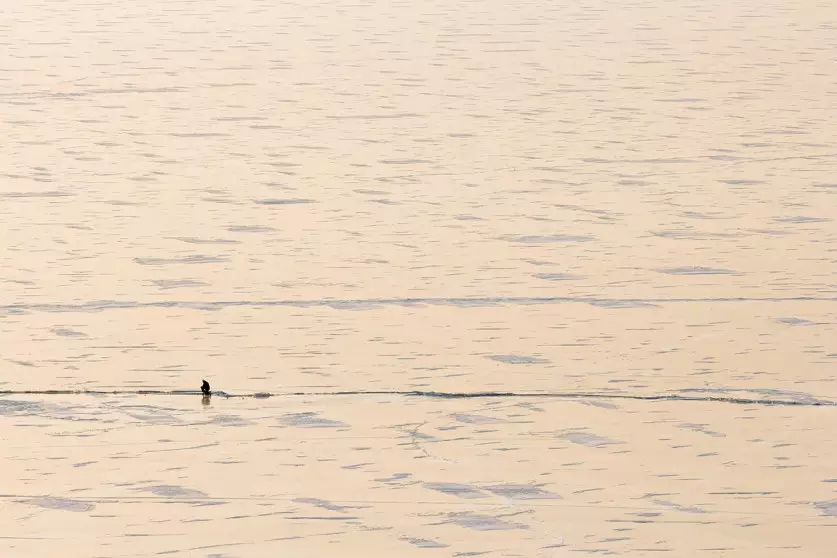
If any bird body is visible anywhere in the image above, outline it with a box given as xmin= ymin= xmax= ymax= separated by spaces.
xmin=201 ymin=380 xmax=211 ymax=395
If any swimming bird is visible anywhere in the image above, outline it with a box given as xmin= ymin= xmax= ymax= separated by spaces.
xmin=201 ymin=380 xmax=211 ymax=395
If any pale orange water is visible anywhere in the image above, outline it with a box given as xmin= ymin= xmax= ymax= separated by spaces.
xmin=1 ymin=0 xmax=835 ymax=556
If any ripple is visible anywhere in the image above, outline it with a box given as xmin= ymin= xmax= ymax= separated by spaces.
xmin=505 ymin=234 xmax=595 ymax=244
xmin=253 ymin=198 xmax=315 ymax=205
xmin=656 ymin=266 xmax=738 ymax=276
xmin=133 ymin=255 xmax=228 ymax=265
xmin=486 ymin=354 xmax=550 ymax=364
xmin=25 ymin=497 xmax=94 ymax=512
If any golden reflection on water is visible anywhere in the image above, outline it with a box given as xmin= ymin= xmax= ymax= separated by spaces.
xmin=0 ymin=0 xmax=835 ymax=555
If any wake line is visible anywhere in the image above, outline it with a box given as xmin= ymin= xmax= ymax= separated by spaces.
xmin=1 ymin=295 xmax=836 ymax=314
xmin=0 ymin=389 xmax=834 ymax=407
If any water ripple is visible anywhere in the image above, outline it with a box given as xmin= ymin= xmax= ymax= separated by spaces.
xmin=0 ymin=295 xmax=835 ymax=315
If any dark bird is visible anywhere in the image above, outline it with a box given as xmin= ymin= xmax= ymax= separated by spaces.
xmin=201 ymin=380 xmax=211 ymax=395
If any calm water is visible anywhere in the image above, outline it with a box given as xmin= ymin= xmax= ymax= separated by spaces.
xmin=1 ymin=0 xmax=835 ymax=556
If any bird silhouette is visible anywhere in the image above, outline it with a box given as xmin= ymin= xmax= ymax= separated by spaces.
xmin=201 ymin=380 xmax=211 ymax=395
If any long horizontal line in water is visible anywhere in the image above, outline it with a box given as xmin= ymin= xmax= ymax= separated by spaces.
xmin=0 ymin=389 xmax=833 ymax=407
xmin=1 ymin=295 xmax=836 ymax=314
